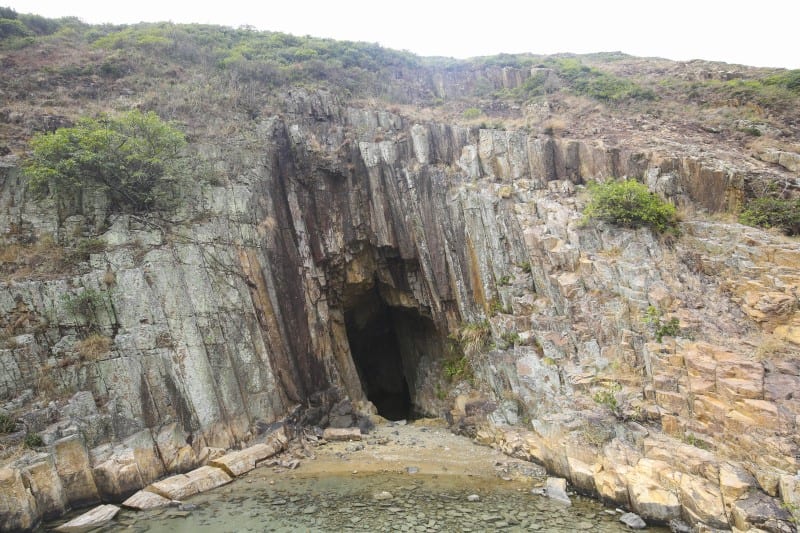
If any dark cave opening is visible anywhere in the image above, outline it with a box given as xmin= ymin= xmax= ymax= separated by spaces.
xmin=344 ymin=287 xmax=441 ymax=421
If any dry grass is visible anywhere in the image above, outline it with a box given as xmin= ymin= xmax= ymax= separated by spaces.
xmin=75 ymin=333 xmax=112 ymax=361
xmin=746 ymin=136 xmax=800 ymax=154
xmin=454 ymin=320 xmax=492 ymax=356
xmin=753 ymin=335 xmax=791 ymax=360
xmin=541 ymin=117 xmax=567 ymax=136
xmin=0 ymin=234 xmax=65 ymax=280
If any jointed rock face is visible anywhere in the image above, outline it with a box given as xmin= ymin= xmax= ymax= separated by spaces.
xmin=1 ymin=26 xmax=799 ymax=532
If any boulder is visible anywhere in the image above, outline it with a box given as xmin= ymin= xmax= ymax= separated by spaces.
xmin=566 ymin=456 xmax=596 ymax=494
xmin=731 ymin=491 xmax=795 ymax=533
xmin=146 ymin=465 xmax=232 ymax=500
xmin=626 ymin=471 xmax=681 ymax=521
xmin=544 ymin=476 xmax=571 ymax=505
xmin=209 ymin=440 xmax=284 ymax=477
xmin=122 ymin=489 xmax=173 ymax=510
xmin=323 ymin=427 xmax=362 ymax=441
xmin=0 ymin=467 xmax=38 ymax=532
xmin=153 ymin=423 xmax=197 ymax=473
xmin=619 ymin=512 xmax=646 ymax=529
xmin=719 ymin=462 xmax=755 ymax=508
xmin=53 ymin=435 xmax=100 ymax=508
xmin=678 ymin=473 xmax=727 ymax=528
xmin=20 ymin=453 xmax=66 ymax=521
xmin=91 ymin=446 xmax=144 ymax=500
xmin=594 ymin=467 xmax=629 ymax=504
xmin=55 ymin=504 xmax=119 ymax=533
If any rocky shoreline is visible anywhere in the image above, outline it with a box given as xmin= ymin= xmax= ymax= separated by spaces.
xmin=47 ymin=419 xmax=672 ymax=532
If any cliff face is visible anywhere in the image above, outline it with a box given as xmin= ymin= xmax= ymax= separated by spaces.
xmin=1 ymin=88 xmax=799 ymax=531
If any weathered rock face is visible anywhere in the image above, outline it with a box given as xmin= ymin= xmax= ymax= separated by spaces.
xmin=1 ymin=89 xmax=799 ymax=531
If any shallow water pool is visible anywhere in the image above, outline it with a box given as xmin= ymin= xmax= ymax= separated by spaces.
xmin=104 ymin=470 xmax=669 ymax=533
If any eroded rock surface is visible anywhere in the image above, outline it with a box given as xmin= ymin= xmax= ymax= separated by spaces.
xmin=0 ymin=88 xmax=798 ymax=531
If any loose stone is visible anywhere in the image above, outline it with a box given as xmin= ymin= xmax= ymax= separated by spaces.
xmin=619 ymin=512 xmax=647 ymax=529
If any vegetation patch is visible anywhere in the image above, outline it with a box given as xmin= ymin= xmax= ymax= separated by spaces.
xmin=0 ymin=413 xmax=17 ymax=433
xmin=583 ymin=179 xmax=678 ymax=234
xmin=23 ymin=433 xmax=44 ymax=449
xmin=0 ymin=234 xmax=65 ymax=280
xmin=75 ymin=333 xmax=112 ymax=361
xmin=643 ymin=306 xmax=682 ymax=342
xmin=62 ymin=289 xmax=106 ymax=328
xmin=24 ymin=110 xmax=188 ymax=213
xmin=451 ymin=320 xmax=491 ymax=355
xmin=739 ymin=196 xmax=800 ymax=236
xmin=593 ymin=382 xmax=621 ymax=413
xmin=512 ymin=58 xmax=655 ymax=103
xmin=442 ymin=356 xmax=473 ymax=383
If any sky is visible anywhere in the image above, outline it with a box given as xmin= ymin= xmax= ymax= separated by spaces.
xmin=6 ymin=0 xmax=799 ymax=69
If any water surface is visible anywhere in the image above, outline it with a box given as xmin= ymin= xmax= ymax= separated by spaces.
xmin=115 ymin=470 xmax=669 ymax=532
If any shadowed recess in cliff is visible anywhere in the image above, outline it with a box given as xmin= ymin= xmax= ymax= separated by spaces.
xmin=344 ymin=286 xmax=445 ymax=420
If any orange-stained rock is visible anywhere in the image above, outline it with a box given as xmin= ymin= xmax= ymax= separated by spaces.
xmin=0 ymin=467 xmax=37 ymax=532
xmin=53 ymin=436 xmax=99 ymax=508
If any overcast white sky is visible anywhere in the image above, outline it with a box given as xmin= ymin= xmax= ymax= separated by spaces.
xmin=6 ymin=0 xmax=799 ymax=69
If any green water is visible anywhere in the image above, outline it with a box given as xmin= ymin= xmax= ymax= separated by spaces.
xmin=100 ymin=472 xmax=670 ymax=533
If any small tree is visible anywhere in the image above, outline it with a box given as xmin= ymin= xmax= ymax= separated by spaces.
xmin=24 ymin=110 xmax=187 ymax=213
xmin=584 ymin=179 xmax=678 ymax=234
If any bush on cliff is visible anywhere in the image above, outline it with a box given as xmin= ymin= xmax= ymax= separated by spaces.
xmin=583 ymin=179 xmax=678 ymax=234
xmin=739 ymin=196 xmax=800 ymax=235
xmin=24 ymin=110 xmax=187 ymax=213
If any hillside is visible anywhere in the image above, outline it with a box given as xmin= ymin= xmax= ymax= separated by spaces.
xmin=1 ymin=8 xmax=799 ymax=532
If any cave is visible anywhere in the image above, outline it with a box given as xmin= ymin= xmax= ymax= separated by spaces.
xmin=344 ymin=286 xmax=444 ymax=420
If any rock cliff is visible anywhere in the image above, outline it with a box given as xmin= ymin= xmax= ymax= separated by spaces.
xmin=1 ymin=22 xmax=799 ymax=531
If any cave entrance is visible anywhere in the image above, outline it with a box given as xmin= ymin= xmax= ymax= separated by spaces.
xmin=344 ymin=287 xmax=442 ymax=421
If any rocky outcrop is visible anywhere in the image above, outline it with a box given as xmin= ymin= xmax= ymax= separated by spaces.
xmin=1 ymin=89 xmax=799 ymax=530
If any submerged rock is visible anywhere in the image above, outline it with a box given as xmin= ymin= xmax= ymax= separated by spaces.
xmin=544 ymin=477 xmax=571 ymax=506
xmin=619 ymin=512 xmax=646 ymax=529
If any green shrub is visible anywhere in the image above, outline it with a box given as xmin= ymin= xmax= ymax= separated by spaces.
xmin=24 ymin=110 xmax=188 ymax=213
xmin=489 ymin=298 xmax=508 ymax=315
xmin=500 ymin=330 xmax=521 ymax=348
xmin=62 ymin=289 xmax=105 ymax=323
xmin=0 ymin=17 xmax=30 ymax=40
xmin=643 ymin=305 xmax=682 ymax=342
xmin=739 ymin=196 xmax=800 ymax=236
xmin=545 ymin=58 xmax=655 ymax=102
xmin=0 ymin=413 xmax=16 ymax=433
xmin=764 ymin=69 xmax=800 ymax=93
xmin=739 ymin=126 xmax=762 ymax=137
xmin=593 ymin=382 xmax=621 ymax=415
xmin=443 ymin=356 xmax=471 ymax=382
xmin=462 ymin=107 xmax=483 ymax=120
xmin=24 ymin=433 xmax=44 ymax=449
xmin=584 ymin=179 xmax=678 ymax=234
